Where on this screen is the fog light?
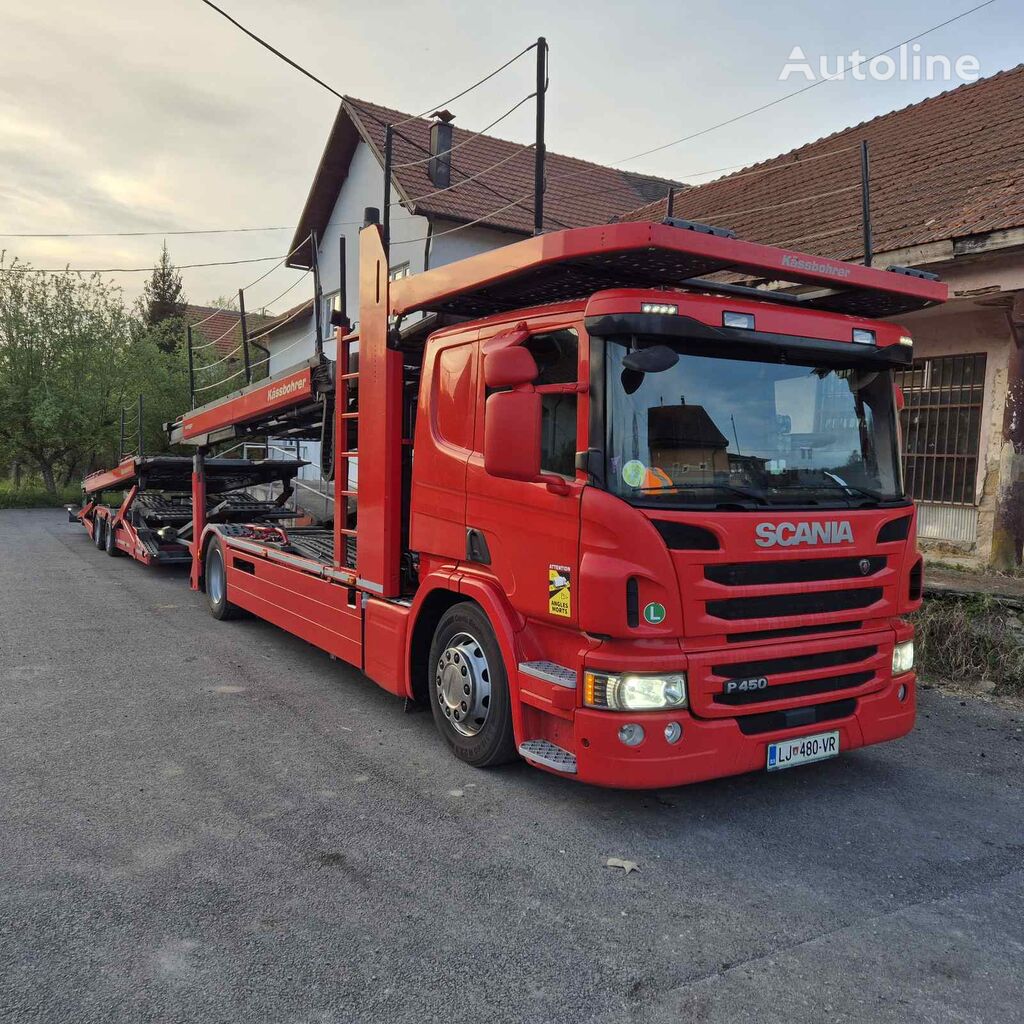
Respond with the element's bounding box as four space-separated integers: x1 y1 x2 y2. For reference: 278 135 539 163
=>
664 721 682 744
618 723 645 747
897 684 908 702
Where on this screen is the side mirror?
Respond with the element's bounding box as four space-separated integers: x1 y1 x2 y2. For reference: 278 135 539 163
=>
484 390 541 481
894 384 905 412
484 346 537 388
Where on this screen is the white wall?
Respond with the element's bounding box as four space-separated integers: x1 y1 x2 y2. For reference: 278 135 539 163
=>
267 139 525 489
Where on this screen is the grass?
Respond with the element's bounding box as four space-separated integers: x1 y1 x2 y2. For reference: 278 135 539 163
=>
0 481 82 509
913 595 1024 696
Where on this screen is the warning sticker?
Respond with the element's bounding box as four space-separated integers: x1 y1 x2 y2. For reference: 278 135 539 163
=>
548 564 572 618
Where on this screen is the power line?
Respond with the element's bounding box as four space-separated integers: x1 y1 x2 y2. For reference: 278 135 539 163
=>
198 0 343 99
0 226 293 239
0 255 285 274
611 0 1000 166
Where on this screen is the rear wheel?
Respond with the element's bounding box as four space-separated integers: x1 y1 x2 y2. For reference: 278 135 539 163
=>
428 602 516 767
93 516 106 549
205 537 241 620
104 520 119 557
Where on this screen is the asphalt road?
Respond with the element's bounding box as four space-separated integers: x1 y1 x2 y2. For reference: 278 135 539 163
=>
2 508 1023 1024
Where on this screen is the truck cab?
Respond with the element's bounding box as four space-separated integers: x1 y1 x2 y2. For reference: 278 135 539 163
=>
405 247 928 787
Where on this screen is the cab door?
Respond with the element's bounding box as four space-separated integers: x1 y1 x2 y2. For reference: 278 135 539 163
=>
465 320 588 627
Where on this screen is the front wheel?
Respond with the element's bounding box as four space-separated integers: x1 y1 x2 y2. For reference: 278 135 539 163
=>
205 537 241 620
428 602 517 767
94 516 106 550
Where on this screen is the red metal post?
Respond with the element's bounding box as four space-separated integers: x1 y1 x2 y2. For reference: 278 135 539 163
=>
190 449 207 591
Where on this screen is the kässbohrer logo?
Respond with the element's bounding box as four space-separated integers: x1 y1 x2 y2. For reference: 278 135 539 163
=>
267 377 306 402
755 521 854 547
781 254 852 279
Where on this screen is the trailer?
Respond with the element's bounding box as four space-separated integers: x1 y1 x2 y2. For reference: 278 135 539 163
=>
74 452 306 566
81 215 946 789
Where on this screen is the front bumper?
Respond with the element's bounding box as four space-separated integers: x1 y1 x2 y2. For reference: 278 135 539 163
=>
569 673 915 789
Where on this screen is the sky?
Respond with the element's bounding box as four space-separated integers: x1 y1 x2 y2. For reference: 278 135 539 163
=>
1 0 1021 311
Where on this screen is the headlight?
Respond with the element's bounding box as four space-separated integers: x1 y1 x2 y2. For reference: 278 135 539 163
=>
892 640 914 676
584 670 688 711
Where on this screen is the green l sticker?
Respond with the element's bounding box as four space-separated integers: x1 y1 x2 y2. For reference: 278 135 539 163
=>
643 602 666 625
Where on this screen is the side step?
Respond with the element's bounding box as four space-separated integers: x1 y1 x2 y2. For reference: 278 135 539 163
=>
518 739 578 774
519 661 577 689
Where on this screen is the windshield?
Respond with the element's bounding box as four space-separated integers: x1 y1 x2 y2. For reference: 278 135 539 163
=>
604 336 904 509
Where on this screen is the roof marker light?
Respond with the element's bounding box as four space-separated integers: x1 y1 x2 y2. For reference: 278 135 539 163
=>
723 311 755 330
899 335 914 346
853 328 876 345
641 302 678 315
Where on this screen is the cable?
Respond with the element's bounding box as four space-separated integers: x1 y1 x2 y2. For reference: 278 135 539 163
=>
391 94 536 170
194 366 247 393
0 226 293 239
392 192 535 245
198 0 342 99
403 144 535 205
253 268 311 313
391 42 539 127
702 184 860 224
0 255 284 274
612 0 999 166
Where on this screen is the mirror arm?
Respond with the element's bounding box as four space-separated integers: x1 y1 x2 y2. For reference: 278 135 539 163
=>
539 473 571 495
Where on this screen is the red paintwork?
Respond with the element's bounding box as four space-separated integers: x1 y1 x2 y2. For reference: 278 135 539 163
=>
83 457 139 495
78 221 940 789
391 220 946 317
179 368 313 442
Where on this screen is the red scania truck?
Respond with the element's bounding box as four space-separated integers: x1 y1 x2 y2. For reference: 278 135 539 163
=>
77 216 945 788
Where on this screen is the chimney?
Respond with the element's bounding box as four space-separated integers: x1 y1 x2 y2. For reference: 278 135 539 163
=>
428 109 455 188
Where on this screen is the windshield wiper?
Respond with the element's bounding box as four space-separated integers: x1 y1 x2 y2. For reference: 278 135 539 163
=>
821 472 887 503
635 482 769 505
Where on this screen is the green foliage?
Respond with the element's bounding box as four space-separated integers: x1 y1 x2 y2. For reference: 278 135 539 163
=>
0 254 196 492
136 242 186 339
914 595 1024 695
0 480 80 508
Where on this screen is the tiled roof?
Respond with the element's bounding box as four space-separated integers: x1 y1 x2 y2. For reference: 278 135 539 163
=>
289 97 683 266
185 305 275 358
624 64 1024 262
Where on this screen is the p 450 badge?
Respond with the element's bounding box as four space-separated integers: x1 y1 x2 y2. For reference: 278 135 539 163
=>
724 676 769 695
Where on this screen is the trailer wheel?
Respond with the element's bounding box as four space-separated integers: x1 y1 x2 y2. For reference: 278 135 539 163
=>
94 516 106 550
205 538 241 621
104 521 119 557
428 602 516 768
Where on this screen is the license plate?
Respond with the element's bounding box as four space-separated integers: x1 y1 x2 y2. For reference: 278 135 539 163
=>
766 730 839 772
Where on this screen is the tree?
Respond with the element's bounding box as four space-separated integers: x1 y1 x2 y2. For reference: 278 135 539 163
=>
0 254 196 492
137 242 186 342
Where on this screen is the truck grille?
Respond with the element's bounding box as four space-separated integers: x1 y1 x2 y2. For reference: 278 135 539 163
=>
711 645 877 679
737 698 857 736
715 670 873 706
705 556 885 586
706 587 883 621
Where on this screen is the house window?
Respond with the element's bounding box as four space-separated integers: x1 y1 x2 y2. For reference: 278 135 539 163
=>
389 263 411 282
525 329 579 477
894 353 986 505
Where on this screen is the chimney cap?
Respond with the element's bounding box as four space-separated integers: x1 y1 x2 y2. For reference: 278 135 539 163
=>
430 109 456 123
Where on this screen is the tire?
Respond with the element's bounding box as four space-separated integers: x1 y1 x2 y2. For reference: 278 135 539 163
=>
205 537 241 621
105 520 119 557
94 516 106 550
427 602 517 768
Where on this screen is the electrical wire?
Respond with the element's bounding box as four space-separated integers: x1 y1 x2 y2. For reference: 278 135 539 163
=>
391 191 535 246
403 144 535 205
0 255 284 274
198 0 343 99
607 0 999 167
702 184 860 224
0 226 293 239
391 94 536 170
390 42 539 127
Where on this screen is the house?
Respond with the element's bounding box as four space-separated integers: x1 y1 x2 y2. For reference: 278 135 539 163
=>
625 64 1024 569
260 95 682 375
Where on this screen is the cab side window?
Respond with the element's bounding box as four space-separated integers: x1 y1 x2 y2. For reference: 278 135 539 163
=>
525 329 578 477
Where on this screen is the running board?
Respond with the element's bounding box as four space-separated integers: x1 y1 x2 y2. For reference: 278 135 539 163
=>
518 740 578 774
519 661 577 689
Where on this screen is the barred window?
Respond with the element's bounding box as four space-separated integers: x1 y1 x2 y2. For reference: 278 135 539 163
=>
894 353 986 505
